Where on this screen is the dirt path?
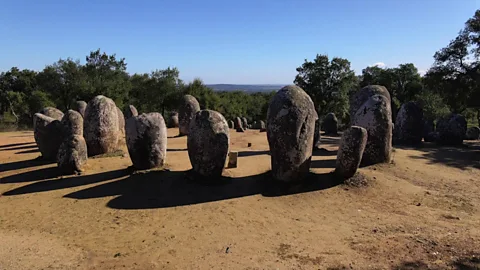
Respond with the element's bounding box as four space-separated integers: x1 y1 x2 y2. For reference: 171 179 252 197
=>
0 130 479 269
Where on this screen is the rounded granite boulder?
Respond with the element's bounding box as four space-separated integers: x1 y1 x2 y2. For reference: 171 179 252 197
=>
350 85 391 125
83 95 119 156
187 110 230 179
352 94 393 166
124 105 139 120
178 95 200 136
266 85 317 182
393 101 424 145
436 114 467 145
323 113 338 135
39 107 64 121
74 101 87 118
466 126 480 140
57 135 88 175
126 112 168 170
335 126 368 179
33 113 64 160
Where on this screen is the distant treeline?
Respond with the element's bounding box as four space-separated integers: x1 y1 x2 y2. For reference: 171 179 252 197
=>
1 10 479 129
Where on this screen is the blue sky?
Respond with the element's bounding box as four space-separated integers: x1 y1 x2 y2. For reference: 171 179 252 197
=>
1 0 479 84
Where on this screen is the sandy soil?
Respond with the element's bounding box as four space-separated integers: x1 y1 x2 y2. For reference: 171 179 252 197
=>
0 129 479 270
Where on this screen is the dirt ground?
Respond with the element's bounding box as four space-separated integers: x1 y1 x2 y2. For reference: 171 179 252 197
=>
0 129 479 270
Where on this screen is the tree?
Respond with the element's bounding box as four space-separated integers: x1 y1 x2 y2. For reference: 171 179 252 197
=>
37 59 88 111
294 54 357 121
83 49 131 107
425 9 480 122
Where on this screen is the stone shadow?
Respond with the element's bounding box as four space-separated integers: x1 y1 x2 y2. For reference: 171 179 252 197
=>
0 142 35 149
0 157 54 173
0 144 37 151
401 141 480 170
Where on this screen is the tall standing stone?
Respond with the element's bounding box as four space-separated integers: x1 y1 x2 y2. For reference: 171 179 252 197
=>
393 101 424 145
187 110 230 179
436 114 467 145
228 120 234 129
178 95 200 136
74 101 87 118
57 110 87 174
323 113 338 135
466 127 480 140
254 120 266 130
313 118 321 149
350 85 391 125
126 113 168 170
335 126 368 179
352 94 392 166
267 85 317 182
234 117 243 129
83 95 119 156
242 117 248 130
423 120 435 142
39 107 64 121
124 105 139 119
33 113 64 160
116 107 125 135
168 112 179 128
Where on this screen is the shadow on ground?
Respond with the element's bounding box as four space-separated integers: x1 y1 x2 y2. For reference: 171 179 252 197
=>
0 144 37 151
401 141 480 170
238 150 270 157
16 148 40 154
2 168 130 194
0 157 53 173
0 142 35 149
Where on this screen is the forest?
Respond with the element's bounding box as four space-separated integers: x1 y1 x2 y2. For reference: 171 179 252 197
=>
1 10 479 130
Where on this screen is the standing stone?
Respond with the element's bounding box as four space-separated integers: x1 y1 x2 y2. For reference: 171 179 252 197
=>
33 113 64 160
423 120 435 142
178 95 200 136
323 113 338 135
352 94 392 166
39 107 64 121
83 95 119 156
466 127 480 140
188 110 230 179
267 85 317 182
57 135 88 174
242 117 248 129
254 120 266 130
228 120 234 129
126 113 168 170
393 101 424 145
124 105 139 119
335 126 368 179
74 101 87 118
234 117 243 129
313 118 321 149
436 114 467 145
350 85 391 125
57 110 87 174
61 110 83 137
168 112 179 128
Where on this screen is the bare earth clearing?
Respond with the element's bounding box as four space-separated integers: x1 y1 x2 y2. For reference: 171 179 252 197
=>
0 129 479 269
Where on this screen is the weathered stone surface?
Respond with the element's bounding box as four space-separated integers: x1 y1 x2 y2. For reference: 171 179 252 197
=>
242 117 248 129
57 135 88 174
117 107 125 133
267 85 317 182
187 110 230 179
323 113 338 135
254 120 266 130
168 112 179 128
74 101 87 118
423 120 435 142
350 85 391 124
436 114 467 145
466 126 480 140
352 94 392 166
178 95 200 136
313 118 321 149
335 126 368 179
234 117 243 129
39 107 64 121
61 110 83 137
126 113 167 170
83 95 119 156
228 120 234 129
124 105 139 119
33 113 64 160
236 127 245 132
393 101 424 145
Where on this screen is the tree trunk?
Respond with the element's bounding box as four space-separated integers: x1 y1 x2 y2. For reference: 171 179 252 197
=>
5 95 19 124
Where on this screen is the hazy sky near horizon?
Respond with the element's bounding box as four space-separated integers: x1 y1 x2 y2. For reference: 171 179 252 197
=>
1 0 479 84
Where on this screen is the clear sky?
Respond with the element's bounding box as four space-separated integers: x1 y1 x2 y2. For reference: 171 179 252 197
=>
1 0 479 84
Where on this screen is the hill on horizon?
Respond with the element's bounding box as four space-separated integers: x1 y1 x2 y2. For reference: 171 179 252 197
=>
206 84 285 92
